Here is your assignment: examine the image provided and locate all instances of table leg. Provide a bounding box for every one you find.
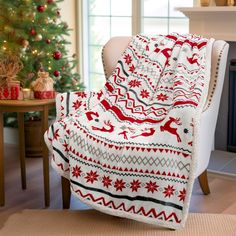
[17,113,26,190]
[0,112,5,206]
[42,106,50,207]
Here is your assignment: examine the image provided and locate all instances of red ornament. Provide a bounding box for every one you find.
[46,39,51,44]
[53,70,60,77]
[29,28,37,36]
[47,0,54,3]
[37,5,45,12]
[53,51,62,60]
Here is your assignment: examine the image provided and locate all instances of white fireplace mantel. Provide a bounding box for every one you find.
[177,7,236,41]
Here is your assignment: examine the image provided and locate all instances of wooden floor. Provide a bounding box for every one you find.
[1,144,236,229]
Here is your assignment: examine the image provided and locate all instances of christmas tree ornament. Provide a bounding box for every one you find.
[53,51,62,60]
[1,45,7,51]
[29,28,37,36]
[37,5,46,12]
[47,0,54,3]
[53,70,60,77]
[46,39,51,44]
[35,34,43,41]
[22,39,29,48]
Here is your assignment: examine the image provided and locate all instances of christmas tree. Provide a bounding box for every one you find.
[0,0,83,126]
[0,0,83,91]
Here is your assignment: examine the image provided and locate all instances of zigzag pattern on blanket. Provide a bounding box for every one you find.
[45,33,212,229]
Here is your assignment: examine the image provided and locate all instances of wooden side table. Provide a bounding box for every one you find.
[0,99,55,207]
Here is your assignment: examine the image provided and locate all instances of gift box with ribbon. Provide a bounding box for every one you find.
[31,71,55,99]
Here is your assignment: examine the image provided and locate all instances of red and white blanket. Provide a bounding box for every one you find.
[45,33,214,229]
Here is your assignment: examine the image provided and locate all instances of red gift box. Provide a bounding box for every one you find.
[0,82,20,100]
[34,91,55,99]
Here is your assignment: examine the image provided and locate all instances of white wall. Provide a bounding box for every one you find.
[59,0,77,57]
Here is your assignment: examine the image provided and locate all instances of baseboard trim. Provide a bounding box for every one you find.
[208,169,236,180]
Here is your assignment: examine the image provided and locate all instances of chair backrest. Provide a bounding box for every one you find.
[102,37,132,80]
[102,36,229,177]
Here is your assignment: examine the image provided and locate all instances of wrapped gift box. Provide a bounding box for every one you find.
[34,91,55,99]
[0,82,20,100]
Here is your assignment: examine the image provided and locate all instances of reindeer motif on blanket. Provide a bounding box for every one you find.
[154,47,172,66]
[160,117,182,142]
[131,128,155,139]
[92,120,115,133]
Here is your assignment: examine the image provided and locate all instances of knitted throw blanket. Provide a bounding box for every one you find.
[45,33,214,229]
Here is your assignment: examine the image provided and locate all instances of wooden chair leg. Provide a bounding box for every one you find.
[198,169,210,195]
[61,176,71,209]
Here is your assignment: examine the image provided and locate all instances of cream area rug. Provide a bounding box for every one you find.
[1,210,236,236]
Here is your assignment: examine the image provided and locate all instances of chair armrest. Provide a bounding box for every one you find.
[55,90,104,120]
[195,41,229,177]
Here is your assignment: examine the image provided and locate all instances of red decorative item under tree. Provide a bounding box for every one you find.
[0,82,20,100]
[0,55,22,100]
[29,28,37,36]
[31,71,55,99]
